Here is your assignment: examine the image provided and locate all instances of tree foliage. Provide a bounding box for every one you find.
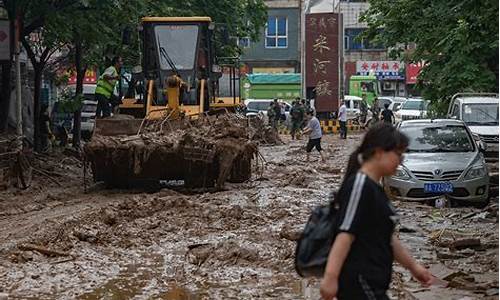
[361,0,498,112]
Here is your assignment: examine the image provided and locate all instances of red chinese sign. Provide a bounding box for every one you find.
[67,68,97,84]
[305,13,341,113]
[406,62,423,84]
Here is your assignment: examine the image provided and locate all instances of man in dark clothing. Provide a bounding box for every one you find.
[272,99,282,126]
[268,102,278,129]
[290,100,305,140]
[381,103,395,124]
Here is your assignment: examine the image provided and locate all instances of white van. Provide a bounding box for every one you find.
[343,95,362,120]
[243,99,292,126]
[447,93,499,161]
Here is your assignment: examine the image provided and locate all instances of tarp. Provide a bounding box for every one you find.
[245,73,301,85]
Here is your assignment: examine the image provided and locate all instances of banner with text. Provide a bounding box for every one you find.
[356,60,404,80]
[305,12,341,112]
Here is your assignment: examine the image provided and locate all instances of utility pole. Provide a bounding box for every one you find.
[14,12,22,150]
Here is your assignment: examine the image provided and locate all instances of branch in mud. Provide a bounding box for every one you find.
[18,243,72,257]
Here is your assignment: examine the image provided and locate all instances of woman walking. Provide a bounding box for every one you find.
[320,123,432,300]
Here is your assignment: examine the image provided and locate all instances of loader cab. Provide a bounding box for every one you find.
[141,17,219,118]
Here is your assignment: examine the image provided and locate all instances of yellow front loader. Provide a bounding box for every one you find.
[86,17,254,188]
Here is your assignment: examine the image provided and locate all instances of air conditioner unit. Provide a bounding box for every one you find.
[383,81,396,90]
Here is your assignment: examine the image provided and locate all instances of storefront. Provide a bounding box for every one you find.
[356,60,406,97]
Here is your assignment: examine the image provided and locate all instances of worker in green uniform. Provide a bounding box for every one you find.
[267,102,278,130]
[95,56,123,118]
[290,100,305,140]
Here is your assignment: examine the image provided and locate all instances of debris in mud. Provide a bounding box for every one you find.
[18,243,71,257]
[100,208,118,226]
[73,226,99,243]
[279,224,302,241]
[247,117,283,146]
[0,136,32,190]
[449,238,482,250]
[84,114,259,189]
[187,241,260,267]
[286,172,312,188]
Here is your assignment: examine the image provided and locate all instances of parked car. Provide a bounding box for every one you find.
[447,93,499,162]
[394,98,429,122]
[67,84,98,139]
[80,100,97,139]
[343,95,364,120]
[388,97,406,112]
[244,99,292,126]
[384,119,490,206]
[377,96,406,112]
[376,97,394,110]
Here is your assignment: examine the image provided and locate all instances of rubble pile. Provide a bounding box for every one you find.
[0,136,31,190]
[84,114,259,188]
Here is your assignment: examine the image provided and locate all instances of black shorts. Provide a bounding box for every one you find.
[306,138,322,152]
[337,274,390,300]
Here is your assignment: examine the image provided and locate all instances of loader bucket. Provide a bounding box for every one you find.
[94,116,144,136]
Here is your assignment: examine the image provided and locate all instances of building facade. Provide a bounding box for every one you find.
[336,0,408,97]
[240,0,301,74]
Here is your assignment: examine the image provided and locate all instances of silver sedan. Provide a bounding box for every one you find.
[385,119,490,205]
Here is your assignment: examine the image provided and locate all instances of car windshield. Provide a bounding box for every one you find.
[402,125,474,153]
[155,25,199,70]
[401,100,428,110]
[462,103,499,125]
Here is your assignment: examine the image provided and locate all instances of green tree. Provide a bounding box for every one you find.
[361,0,498,113]
[0,0,75,134]
[1,0,267,148]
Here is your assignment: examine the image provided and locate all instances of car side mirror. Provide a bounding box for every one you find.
[472,133,487,153]
[478,140,487,153]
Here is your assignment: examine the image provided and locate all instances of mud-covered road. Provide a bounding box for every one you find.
[0,134,498,299]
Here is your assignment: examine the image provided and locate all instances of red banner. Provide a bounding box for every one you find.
[405,62,422,84]
[305,13,341,113]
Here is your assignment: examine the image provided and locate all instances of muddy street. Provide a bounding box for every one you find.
[0,134,498,299]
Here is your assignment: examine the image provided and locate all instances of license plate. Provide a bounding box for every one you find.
[424,182,453,194]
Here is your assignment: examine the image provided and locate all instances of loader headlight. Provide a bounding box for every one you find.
[393,166,410,180]
[465,165,487,180]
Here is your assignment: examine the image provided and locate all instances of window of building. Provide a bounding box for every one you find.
[238,37,250,48]
[344,28,384,50]
[265,16,287,48]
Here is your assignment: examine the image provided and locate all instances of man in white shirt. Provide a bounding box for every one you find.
[303,110,326,162]
[338,100,347,139]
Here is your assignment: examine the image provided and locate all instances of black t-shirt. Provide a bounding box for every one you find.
[381,109,394,123]
[336,172,397,289]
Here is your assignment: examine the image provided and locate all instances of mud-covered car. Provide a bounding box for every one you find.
[385,119,490,205]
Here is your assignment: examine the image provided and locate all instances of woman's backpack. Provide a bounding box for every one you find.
[295,193,340,278]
